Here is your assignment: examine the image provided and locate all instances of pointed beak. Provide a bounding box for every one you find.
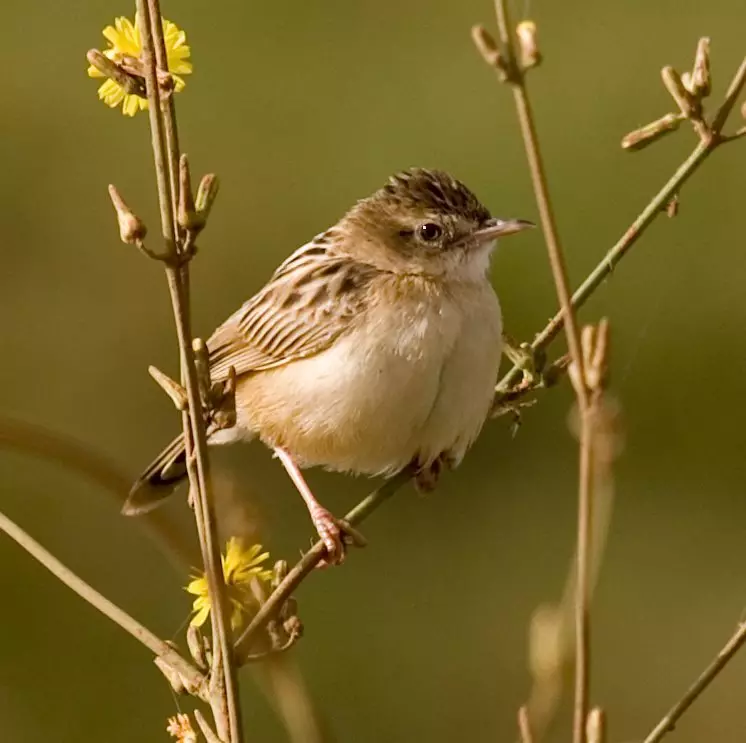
[473,217,535,242]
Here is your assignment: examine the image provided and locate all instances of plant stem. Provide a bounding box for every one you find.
[493,0,589,408]
[497,54,746,398]
[642,622,746,743]
[135,3,243,741]
[574,411,594,742]
[0,508,206,697]
[234,470,409,659]
[493,2,593,737]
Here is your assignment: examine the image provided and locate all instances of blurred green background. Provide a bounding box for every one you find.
[2,0,746,741]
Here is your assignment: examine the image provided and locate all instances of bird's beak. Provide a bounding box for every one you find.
[473,217,535,242]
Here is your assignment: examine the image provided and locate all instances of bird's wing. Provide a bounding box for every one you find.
[207,241,377,380]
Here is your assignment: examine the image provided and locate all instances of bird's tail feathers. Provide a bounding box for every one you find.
[123,433,187,516]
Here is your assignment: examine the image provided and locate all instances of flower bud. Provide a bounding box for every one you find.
[517,21,541,69]
[177,154,205,232]
[621,113,683,151]
[107,184,147,245]
[195,174,220,221]
[691,37,711,98]
[471,25,510,80]
[661,66,697,118]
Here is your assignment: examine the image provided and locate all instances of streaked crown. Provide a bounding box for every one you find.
[374,168,491,224]
[335,168,531,278]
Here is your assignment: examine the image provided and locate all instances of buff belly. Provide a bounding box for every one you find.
[213,281,502,475]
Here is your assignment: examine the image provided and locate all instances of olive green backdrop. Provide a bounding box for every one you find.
[2,1,746,741]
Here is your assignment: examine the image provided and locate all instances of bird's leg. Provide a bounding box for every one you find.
[273,447,363,565]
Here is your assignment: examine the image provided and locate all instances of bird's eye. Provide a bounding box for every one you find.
[418,223,443,242]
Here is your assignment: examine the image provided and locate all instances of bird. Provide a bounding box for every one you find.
[124,168,533,563]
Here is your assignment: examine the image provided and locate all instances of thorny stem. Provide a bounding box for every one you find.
[642,621,746,743]
[135,3,243,742]
[0,509,207,698]
[493,1,592,738]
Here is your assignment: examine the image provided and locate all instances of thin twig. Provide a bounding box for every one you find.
[496,53,746,399]
[235,470,409,659]
[573,402,593,742]
[491,2,593,737]
[0,508,206,697]
[642,622,746,743]
[134,3,243,741]
[492,0,588,406]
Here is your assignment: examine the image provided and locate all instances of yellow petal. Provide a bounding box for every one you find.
[87,65,104,79]
[115,17,140,55]
[98,79,125,107]
[186,576,208,596]
[169,60,193,76]
[102,24,121,47]
[190,605,210,627]
[122,94,140,116]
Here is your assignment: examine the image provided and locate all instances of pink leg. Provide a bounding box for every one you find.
[274,447,347,565]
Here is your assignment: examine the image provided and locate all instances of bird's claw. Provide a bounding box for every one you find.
[311,509,366,568]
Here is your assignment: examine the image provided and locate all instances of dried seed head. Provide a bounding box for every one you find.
[107,184,147,245]
[516,20,541,69]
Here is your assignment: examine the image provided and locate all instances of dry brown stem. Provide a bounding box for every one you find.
[134,1,242,739]
[0,509,206,698]
[642,621,746,743]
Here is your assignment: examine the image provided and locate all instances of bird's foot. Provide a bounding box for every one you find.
[273,446,366,567]
[413,453,454,494]
[310,507,367,568]
[502,333,546,387]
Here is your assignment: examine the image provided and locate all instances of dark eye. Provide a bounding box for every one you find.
[418,223,443,242]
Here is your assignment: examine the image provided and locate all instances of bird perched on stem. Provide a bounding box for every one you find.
[125,168,533,563]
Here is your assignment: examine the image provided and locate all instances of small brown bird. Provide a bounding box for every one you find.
[125,169,533,562]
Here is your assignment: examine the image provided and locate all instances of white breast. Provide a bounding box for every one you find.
[236,277,502,476]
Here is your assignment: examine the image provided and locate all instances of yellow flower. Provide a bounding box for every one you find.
[87,14,192,116]
[186,539,272,629]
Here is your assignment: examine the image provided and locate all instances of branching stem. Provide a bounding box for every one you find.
[135,2,243,741]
